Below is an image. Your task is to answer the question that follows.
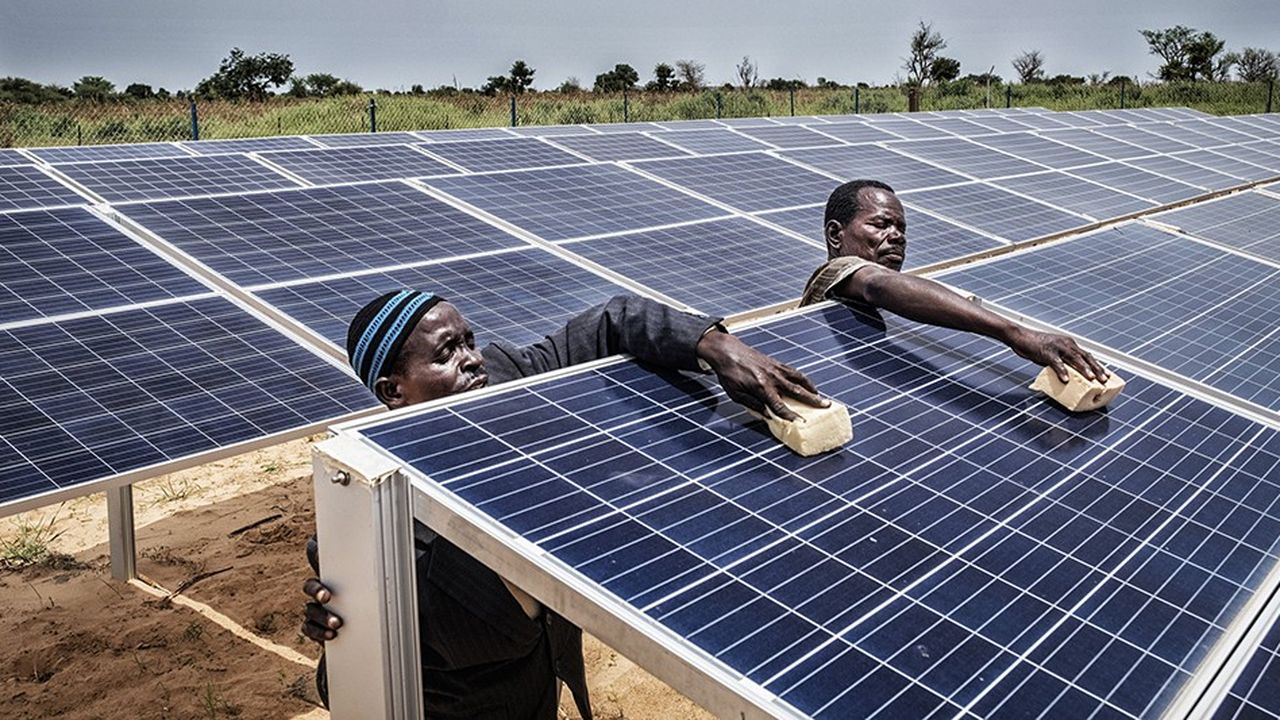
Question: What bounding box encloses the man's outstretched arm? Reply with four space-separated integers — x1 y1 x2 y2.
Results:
832 266 1108 383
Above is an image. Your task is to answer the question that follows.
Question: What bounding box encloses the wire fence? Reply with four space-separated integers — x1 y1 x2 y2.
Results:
1 80 1274 148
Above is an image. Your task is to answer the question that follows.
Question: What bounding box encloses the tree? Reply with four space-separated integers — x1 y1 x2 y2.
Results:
674 59 705 90
73 75 115 100
647 63 676 91
0 77 72 103
930 57 961 83
557 77 583 93
961 72 1002 85
735 56 759 89
123 83 154 99
509 60 535 93
288 73 363 98
1234 47 1279 82
195 48 293 100
764 77 806 90
480 75 511 95
593 64 639 92
1011 50 1045 83
902 21 947 87
814 77 842 89
1139 26 1228 81
1086 71 1112 86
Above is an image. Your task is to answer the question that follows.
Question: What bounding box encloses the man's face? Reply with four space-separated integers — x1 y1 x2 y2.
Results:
374 302 488 409
827 187 907 271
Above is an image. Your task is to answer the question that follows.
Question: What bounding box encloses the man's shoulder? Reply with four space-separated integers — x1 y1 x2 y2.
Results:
801 256 877 307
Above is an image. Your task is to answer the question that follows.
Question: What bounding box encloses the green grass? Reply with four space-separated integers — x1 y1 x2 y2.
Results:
1 81 1273 147
0 509 67 569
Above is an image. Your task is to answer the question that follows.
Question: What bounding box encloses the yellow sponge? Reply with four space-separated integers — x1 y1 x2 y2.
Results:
1029 364 1126 412
751 397 853 456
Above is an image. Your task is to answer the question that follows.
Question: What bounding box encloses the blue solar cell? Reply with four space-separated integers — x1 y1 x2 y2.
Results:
966 116 1039 134
716 117 784 128
508 125 593 137
970 133 1107 170
356 303 1280 720
656 129 775 155
1203 142 1280 174
858 118 954 139
1037 129 1153 160
655 120 724 130
252 247 631 349
887 138 1048 179
989 113 1073 131
0 207 207 323
780 145 969 191
561 217 825 315
1189 118 1272 144
586 122 667 134
1154 192 1280 264
914 118 998 137
631 153 838 212
1132 122 1226 149
993 171 1157 220
900 182 1089 242
116 182 526 286
1093 126 1200 154
1124 155 1247 190
734 125 845 149
29 143 193 164
809 122 902 145
310 132 423 148
55 154 300 203
418 137 585 172
182 136 319 155
0 149 31 166
938 224 1280 410
1065 162 1205 205
1171 149 1277 182
0 165 88 211
425 164 725 241
0 296 371 510
769 116 831 126
414 128 517 142
256 144 459 184
546 133 691 162
1214 615 1280 719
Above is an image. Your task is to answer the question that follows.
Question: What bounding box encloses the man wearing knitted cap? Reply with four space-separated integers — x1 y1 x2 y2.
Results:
303 291 826 720
803 179 1108 384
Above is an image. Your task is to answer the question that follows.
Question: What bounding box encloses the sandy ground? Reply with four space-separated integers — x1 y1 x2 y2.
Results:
0 435 712 720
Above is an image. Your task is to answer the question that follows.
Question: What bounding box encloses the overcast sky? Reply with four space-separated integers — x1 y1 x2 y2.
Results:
2 1 1279 92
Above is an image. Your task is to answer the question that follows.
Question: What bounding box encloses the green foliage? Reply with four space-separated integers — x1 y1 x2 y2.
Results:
195 47 293 101
1012 50 1045 83
509 60 536 93
288 73 362 98
1235 48 1279 82
647 63 675 92
594 64 639 93
124 83 154 100
74 75 115 100
930 57 961 83
764 78 806 91
0 77 72 103
556 103 597 124
1140 26 1229 81
903 21 947 87
1 510 67 569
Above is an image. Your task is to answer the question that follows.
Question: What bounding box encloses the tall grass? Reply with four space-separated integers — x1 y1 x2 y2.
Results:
1 81 1273 148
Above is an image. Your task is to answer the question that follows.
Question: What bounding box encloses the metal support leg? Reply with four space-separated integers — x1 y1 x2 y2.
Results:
106 485 136 581
313 435 422 720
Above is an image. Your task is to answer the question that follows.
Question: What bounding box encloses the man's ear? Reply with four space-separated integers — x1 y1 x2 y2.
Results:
374 375 407 409
824 219 844 256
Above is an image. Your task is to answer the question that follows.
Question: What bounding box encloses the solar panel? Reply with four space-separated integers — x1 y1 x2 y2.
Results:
716 118 784 128
252 247 632 349
1065 162 1206 205
1170 149 1278 182
256 145 459 184
29 143 193 164
966 116 1038 134
349 301 1280 720
1213 615 1280 719
768 116 830 126
656 120 725 130
780 145 970 191
182 136 319 155
914 118 997 137
807 122 902 145
0 296 371 510
54 154 300 203
1123 155 1246 190
1153 192 1280 264
0 207 208 323
938 224 1280 410
887 139 1047 180
414 128 516 142
0 149 31 166
588 122 667 134
734 126 844 149
856 118 953 140
1201 143 1280 174
115 182 527 286
418 137 585 173
424 164 726 242
631 153 838 213
992 171 1157 221
310 132 423 148
508 125 594 137
560 217 824 315
1037 129 1152 160
1092 126 1200 154
900 182 1089 242
0 165 89 211
969 133 1107 170
990 113 1073 131
546 133 691 162
1052 112 1110 128
1132 122 1225 149
1196 118 1273 142
656 129 775 155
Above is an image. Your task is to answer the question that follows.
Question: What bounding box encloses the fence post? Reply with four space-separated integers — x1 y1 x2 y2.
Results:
1119 80 1126 109
1005 86 1012 109
623 90 629 123
510 95 517 127
854 86 860 114
715 92 723 119
367 97 377 132
77 123 82 146
189 101 199 141
789 87 795 116
1268 79 1274 114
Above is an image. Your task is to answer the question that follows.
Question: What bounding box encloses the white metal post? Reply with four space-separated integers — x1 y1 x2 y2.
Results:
312 434 422 720
106 485 136 581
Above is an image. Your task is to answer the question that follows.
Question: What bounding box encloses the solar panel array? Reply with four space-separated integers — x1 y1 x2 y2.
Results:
7 106 1280 718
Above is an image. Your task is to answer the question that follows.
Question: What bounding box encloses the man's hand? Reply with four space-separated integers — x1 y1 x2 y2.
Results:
1006 327 1109 384
696 330 828 421
302 578 342 644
